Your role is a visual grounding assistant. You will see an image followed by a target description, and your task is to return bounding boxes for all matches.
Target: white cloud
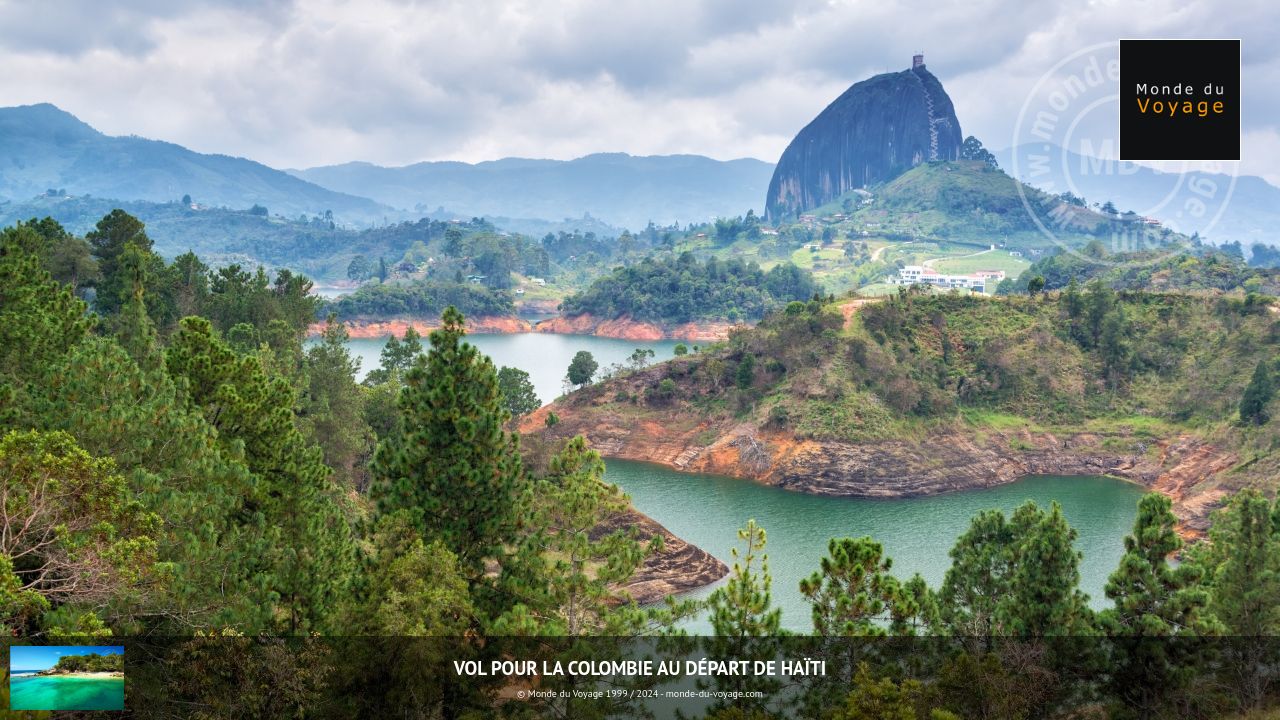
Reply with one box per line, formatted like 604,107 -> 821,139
0,0 -> 1276,173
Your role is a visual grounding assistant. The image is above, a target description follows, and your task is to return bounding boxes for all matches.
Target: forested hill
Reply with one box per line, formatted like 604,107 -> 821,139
1005,240 -> 1280,295
327,280 -> 515,320
553,289 -> 1276,439
532,287 -> 1280,537
0,195 -> 495,282
558,253 -> 820,324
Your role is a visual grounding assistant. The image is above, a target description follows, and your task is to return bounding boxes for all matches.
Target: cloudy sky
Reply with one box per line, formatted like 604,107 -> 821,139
3,0 -> 1278,181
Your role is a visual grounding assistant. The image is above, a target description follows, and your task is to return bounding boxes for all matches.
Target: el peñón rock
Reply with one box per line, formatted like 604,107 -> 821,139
765,57 -> 963,220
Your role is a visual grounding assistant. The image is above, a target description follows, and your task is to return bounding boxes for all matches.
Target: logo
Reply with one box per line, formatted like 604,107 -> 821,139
1011,41 -> 1238,266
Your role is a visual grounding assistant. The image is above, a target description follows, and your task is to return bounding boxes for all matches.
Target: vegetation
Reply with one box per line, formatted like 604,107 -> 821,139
327,278 -> 515,320
9,208 -> 1280,717
497,366 -> 541,417
49,652 -> 124,674
566,287 -> 1280,447
567,350 -> 598,388
1007,240 -> 1280,295
560,252 -> 819,323
0,210 -> 680,649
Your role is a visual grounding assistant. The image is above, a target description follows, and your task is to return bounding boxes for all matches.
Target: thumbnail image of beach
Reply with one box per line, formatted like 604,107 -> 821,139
9,645 -> 124,711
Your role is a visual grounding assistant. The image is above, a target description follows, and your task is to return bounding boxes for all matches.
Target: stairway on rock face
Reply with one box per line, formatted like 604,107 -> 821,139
913,70 -> 942,162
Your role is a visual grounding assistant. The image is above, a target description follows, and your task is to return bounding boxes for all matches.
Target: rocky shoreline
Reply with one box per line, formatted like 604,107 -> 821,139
535,313 -> 740,342
312,314 -> 739,342
521,402 -> 1238,540
313,316 -> 532,338
607,508 -> 728,603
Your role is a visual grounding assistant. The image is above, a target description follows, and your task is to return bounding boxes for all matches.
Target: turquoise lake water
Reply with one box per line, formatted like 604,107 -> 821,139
9,675 -> 125,711
606,461 -> 1146,633
336,332 -> 1147,633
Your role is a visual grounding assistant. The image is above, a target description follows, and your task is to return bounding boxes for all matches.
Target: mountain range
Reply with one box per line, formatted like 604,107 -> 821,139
0,104 -> 392,223
0,103 -> 774,232
3,102 -> 1279,250
288,153 -> 774,231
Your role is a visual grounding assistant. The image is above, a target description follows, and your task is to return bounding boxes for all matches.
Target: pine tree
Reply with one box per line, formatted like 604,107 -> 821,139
1202,490 -> 1280,636
86,209 -> 152,315
801,536 -> 935,636
996,502 -> 1093,636
0,226 -> 95,425
1239,360 -> 1274,425
499,436 -> 667,635
1102,493 -> 1213,635
939,509 -> 1017,636
382,326 -> 423,373
702,519 -> 785,719
1194,490 -> 1280,710
167,317 -> 356,632
300,315 -> 375,489
1100,493 -> 1218,717
707,519 -> 782,638
736,353 -> 756,390
112,242 -> 163,371
37,336 -> 273,631
370,307 -> 526,571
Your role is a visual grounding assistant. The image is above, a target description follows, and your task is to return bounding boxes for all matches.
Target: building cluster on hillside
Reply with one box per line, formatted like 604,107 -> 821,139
893,265 -> 1005,293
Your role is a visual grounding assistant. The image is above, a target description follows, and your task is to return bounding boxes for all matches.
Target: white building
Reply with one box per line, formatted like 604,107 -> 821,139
895,265 -> 1006,294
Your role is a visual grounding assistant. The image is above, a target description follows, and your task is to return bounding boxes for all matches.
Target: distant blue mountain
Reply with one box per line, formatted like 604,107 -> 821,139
290,153 -> 776,231
0,103 -> 392,223
995,144 -> 1280,250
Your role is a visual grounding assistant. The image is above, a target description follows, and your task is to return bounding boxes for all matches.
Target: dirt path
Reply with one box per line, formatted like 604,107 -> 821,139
923,247 -> 991,268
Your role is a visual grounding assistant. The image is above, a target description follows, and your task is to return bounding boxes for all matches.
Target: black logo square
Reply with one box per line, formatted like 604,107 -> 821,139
1120,39 -> 1240,161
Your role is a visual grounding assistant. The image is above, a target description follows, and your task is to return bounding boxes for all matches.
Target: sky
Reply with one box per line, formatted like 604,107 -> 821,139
10,646 -> 124,672
1,0 -> 1278,183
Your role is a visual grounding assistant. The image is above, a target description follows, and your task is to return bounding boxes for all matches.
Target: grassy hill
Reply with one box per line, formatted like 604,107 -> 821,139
813,160 -> 1160,256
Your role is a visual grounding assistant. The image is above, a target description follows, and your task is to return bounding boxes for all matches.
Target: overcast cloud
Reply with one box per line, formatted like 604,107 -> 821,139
2,0 -> 1278,182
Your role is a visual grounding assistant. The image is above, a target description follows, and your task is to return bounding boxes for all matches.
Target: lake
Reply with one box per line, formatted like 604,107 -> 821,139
338,334 -> 682,406
337,332 -> 1147,633
9,675 -> 125,711
606,461 -> 1145,633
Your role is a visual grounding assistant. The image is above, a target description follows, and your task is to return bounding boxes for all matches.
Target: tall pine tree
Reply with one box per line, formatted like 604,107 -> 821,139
86,209 -> 152,315
371,307 -> 526,571
800,536 -> 937,636
1100,493 -> 1219,718
166,317 -> 356,632
996,502 -> 1093,636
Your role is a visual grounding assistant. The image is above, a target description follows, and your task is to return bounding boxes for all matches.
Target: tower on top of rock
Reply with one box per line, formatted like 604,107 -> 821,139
912,53 -> 925,70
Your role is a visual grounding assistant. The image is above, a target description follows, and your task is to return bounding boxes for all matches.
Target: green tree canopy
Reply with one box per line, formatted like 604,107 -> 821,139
371,307 -> 527,572
497,366 -> 541,417
567,350 -> 598,388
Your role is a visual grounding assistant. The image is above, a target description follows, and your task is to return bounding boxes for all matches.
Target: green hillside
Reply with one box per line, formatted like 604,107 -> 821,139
1007,241 -> 1280,295
815,160 -> 1168,255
